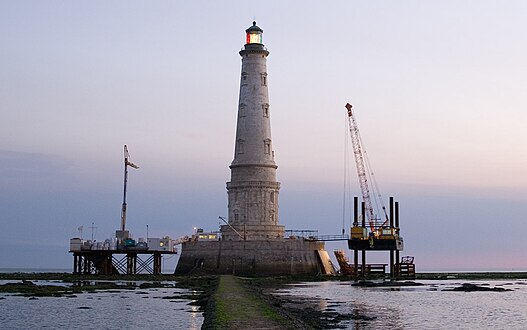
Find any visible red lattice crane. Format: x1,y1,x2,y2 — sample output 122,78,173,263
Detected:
345,103,388,233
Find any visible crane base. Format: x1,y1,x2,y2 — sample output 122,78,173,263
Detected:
348,238,403,251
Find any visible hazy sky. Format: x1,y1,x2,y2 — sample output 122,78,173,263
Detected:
1,1,526,271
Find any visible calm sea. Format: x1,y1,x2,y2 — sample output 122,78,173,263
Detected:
0,280,203,329
0,268,177,274
273,279,527,329
2,277,526,329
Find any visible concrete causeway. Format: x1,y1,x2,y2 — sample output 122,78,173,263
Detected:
203,275,293,329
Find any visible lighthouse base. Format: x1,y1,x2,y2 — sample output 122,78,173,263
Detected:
174,239,328,276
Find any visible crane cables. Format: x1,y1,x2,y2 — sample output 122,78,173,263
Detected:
362,142,389,225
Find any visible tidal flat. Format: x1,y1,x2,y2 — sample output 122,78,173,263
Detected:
2,272,527,329
0,273,216,298
0,274,213,329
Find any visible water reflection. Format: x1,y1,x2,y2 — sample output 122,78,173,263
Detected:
0,280,203,329
275,280,527,329
189,305,202,330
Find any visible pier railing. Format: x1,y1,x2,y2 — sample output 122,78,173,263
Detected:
285,230,349,241
313,234,350,241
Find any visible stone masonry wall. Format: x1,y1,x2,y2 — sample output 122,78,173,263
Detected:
175,239,325,276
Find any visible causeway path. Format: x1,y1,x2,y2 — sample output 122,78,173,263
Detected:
203,275,296,329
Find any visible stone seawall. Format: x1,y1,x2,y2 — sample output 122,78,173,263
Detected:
175,239,325,276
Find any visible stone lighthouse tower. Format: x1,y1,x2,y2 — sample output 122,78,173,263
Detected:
175,22,329,276
222,21,284,240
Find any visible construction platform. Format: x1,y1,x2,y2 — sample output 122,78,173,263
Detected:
71,249,176,275
341,196,415,279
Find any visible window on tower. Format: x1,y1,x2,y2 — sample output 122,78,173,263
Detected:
264,139,271,154
260,73,267,86
237,139,245,154
239,103,246,117
241,72,248,85
262,103,269,117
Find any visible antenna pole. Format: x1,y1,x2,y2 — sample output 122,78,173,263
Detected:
121,145,129,231
120,145,139,233
89,222,97,241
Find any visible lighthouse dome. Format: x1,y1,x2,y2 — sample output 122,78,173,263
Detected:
246,21,263,33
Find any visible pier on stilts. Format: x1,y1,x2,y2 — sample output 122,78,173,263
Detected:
71,249,175,275
335,196,415,280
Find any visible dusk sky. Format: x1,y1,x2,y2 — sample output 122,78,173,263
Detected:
1,1,526,271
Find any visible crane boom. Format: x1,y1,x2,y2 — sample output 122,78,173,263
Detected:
120,145,139,232
345,103,375,231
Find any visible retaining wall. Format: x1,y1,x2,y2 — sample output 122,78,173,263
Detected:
175,239,325,276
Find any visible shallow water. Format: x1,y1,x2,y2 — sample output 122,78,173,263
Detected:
0,281,203,329
274,279,527,329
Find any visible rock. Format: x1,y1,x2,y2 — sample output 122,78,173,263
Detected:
443,283,512,292
352,280,424,287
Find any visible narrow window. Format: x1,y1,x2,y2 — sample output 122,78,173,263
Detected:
264,139,271,154
237,139,245,154
262,103,269,117
260,73,267,86
270,191,275,204
239,103,246,117
241,72,248,85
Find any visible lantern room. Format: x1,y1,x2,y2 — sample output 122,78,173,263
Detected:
246,21,263,44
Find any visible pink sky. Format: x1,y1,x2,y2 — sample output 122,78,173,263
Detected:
1,1,526,270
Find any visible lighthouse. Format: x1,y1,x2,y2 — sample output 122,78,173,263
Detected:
222,22,284,240
175,22,329,276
